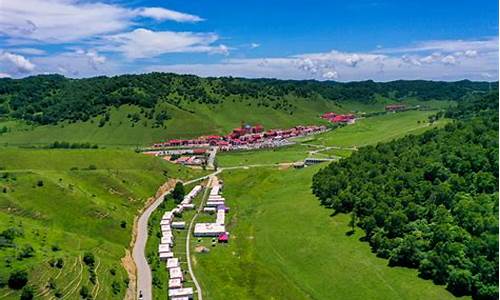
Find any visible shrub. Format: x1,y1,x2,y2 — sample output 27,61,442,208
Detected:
83,252,95,266
79,285,91,299
20,285,34,300
36,180,44,187
8,270,28,289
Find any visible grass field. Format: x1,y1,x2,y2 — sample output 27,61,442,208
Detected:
0,97,453,147
218,110,447,167
0,149,202,299
0,96,339,147
191,166,466,300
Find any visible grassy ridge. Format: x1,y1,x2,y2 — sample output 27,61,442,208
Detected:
0,149,201,299
192,166,463,300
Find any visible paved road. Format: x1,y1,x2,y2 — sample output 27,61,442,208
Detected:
132,171,220,300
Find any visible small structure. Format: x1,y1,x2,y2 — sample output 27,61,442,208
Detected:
206,201,225,207
159,251,173,260
158,244,171,253
161,225,171,232
218,232,229,243
194,223,226,237
216,209,225,225
385,104,406,112
293,161,305,169
203,207,216,213
160,219,171,225
162,231,173,239
166,257,179,269
171,221,186,229
161,236,173,246
168,278,183,289
169,267,184,281
181,203,195,210
168,287,193,299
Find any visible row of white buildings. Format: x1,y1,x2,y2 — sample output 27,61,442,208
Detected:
159,184,203,300
194,179,229,240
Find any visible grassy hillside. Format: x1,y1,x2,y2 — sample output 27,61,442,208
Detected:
0,149,202,299
218,110,448,167
0,96,339,146
192,166,464,300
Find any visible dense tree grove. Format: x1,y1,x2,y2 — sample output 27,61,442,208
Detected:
0,73,493,125
312,92,499,299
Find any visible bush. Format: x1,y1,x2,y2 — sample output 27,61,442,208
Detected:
20,286,34,300
83,252,95,266
36,180,44,187
111,281,121,294
120,221,127,229
18,244,35,259
79,285,91,299
8,270,28,290
172,182,185,204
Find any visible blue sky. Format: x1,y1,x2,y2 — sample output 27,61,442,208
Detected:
0,0,498,80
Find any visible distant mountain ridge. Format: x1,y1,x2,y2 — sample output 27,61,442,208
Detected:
0,73,494,125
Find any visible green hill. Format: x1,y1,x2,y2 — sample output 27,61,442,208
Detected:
0,74,490,146
0,149,203,299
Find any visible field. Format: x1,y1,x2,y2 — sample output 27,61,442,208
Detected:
0,97,453,147
0,149,202,299
218,110,447,167
0,96,339,147
191,166,466,300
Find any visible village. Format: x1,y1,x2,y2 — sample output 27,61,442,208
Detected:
157,177,228,300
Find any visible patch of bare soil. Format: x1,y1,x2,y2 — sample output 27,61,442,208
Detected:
122,249,136,300
195,246,210,253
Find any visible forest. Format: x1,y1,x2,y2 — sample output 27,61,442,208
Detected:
312,92,499,299
0,73,493,125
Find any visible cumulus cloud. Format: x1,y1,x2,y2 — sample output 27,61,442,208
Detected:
136,7,202,22
250,43,260,49
322,71,338,79
0,0,203,43
0,51,35,73
143,37,498,81
101,28,225,59
441,55,457,65
0,72,11,78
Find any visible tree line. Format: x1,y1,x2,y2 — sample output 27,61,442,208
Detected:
0,73,494,125
312,92,499,299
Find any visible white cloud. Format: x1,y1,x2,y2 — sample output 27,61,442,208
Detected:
136,7,202,22
101,28,225,59
250,43,260,49
0,73,11,78
376,37,499,54
143,37,498,81
322,71,338,79
7,47,46,55
0,51,35,73
441,55,457,65
0,0,203,43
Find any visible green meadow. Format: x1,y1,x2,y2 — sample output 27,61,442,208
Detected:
218,110,446,167
0,96,339,147
192,166,466,300
0,149,201,299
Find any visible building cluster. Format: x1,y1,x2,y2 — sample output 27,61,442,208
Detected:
320,112,356,124
151,124,328,152
159,185,203,300
385,104,407,112
194,178,229,242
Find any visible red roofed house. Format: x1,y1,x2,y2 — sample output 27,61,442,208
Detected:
218,232,229,243
385,104,406,112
